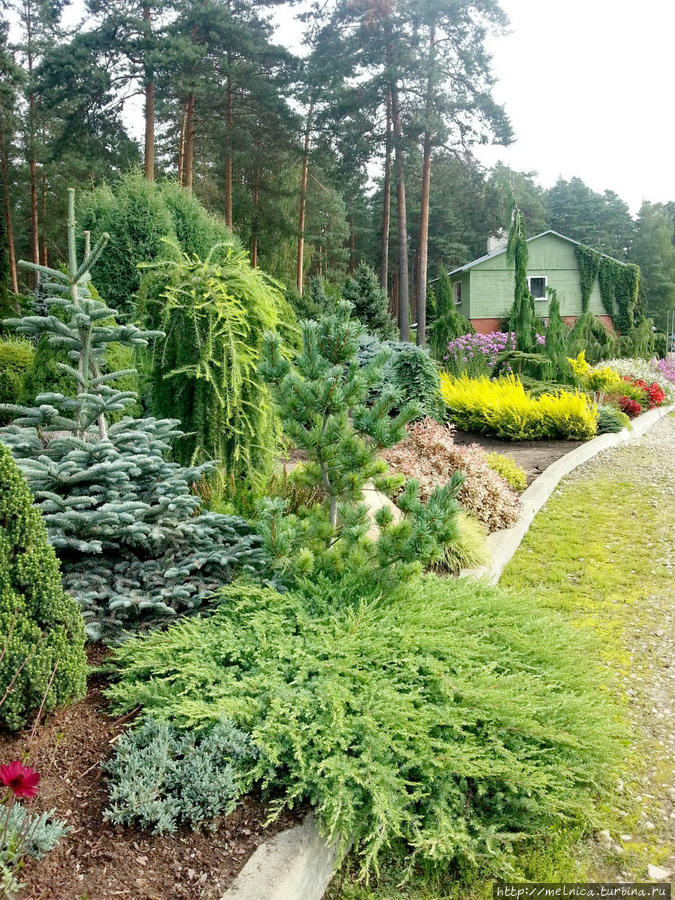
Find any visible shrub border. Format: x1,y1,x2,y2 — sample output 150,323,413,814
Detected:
219,404,674,900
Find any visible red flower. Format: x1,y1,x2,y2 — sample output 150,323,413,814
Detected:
0,761,40,799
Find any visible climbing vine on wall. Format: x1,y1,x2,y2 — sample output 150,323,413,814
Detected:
575,245,600,313
574,244,640,332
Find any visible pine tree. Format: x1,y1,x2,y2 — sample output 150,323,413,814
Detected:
507,202,537,352
260,301,416,528
342,262,396,338
0,440,86,730
0,189,265,640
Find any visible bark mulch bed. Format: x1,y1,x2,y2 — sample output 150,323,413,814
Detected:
0,646,299,900
451,429,583,484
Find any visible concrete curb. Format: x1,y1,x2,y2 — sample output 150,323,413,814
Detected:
459,403,674,585
221,403,674,900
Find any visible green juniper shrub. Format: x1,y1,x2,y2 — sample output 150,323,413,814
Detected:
0,338,34,423
596,405,631,434
138,240,292,483
507,202,537,353
103,717,256,835
342,263,396,339
0,440,86,731
0,190,266,640
617,317,657,359
106,576,622,883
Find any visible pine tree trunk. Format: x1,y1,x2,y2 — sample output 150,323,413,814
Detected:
381,88,392,294
391,83,409,341
416,28,435,348
251,169,259,267
0,121,19,297
184,92,195,190
177,105,187,184
349,199,355,274
40,169,47,266
225,74,233,226
296,100,314,296
143,5,155,181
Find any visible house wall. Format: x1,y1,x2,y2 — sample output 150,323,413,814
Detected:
451,271,471,319
456,233,608,326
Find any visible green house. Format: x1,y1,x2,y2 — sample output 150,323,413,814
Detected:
450,230,627,334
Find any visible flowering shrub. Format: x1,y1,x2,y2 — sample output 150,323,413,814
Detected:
619,396,642,418
444,331,514,377
381,418,520,532
629,378,665,409
597,358,674,403
440,374,598,441
653,356,675,384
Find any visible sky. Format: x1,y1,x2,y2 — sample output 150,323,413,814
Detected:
22,0,675,215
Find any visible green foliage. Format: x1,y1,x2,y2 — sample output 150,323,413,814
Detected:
287,276,337,322
139,243,290,483
506,204,537,352
429,267,473,361
107,577,621,882
0,338,33,423
103,717,256,835
386,343,442,420
0,440,86,730
0,191,266,640
79,173,235,317
575,243,640,331
260,302,418,527
596,405,630,434
79,172,176,316
544,289,571,380
485,452,527,492
575,244,600,313
342,263,396,338
617,317,657,359
3,804,69,860
435,511,487,575
566,312,617,364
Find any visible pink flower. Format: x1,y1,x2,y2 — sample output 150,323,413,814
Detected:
0,761,40,799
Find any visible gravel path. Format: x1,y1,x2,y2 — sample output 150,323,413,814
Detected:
564,413,674,881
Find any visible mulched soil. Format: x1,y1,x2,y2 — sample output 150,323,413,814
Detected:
451,429,583,484
0,646,299,900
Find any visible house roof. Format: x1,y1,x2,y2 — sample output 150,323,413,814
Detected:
449,230,630,276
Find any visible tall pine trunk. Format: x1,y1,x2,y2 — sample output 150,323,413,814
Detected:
296,100,314,296
177,105,187,183
225,74,233,226
143,5,155,181
27,22,39,288
391,82,409,341
0,121,19,297
381,88,392,293
184,92,195,190
251,168,259,267
416,27,435,348
40,169,47,266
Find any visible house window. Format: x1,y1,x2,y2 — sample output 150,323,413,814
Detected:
528,276,547,299
453,282,462,305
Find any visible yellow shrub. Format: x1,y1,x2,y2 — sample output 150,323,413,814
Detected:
486,452,527,492
440,373,598,441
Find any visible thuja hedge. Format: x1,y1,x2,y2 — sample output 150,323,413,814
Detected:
107,578,621,882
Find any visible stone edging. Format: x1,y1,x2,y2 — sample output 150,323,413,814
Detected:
221,402,675,900
459,403,675,585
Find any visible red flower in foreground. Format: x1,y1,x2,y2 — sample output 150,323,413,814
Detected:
0,760,40,799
